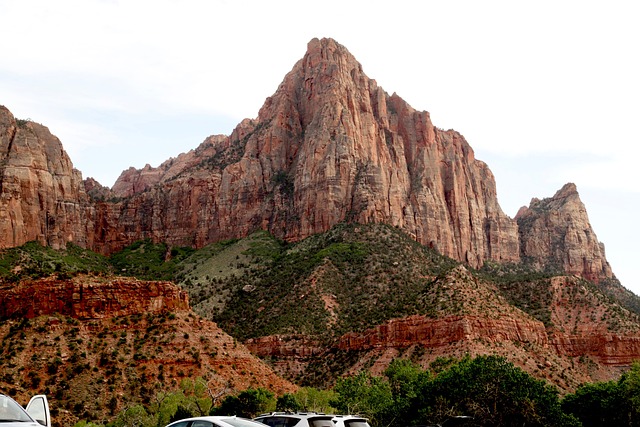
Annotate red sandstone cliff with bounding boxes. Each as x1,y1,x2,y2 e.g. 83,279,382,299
0,275,189,319
516,183,613,282
0,107,95,250
0,275,295,425
247,267,640,390
99,38,519,267
0,38,615,284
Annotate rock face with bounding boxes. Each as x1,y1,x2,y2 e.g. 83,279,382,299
0,276,189,319
96,38,520,267
0,38,613,282
516,183,613,282
0,107,95,250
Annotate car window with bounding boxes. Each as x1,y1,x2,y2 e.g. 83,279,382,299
169,422,190,427
192,421,214,427
308,417,334,427
0,395,33,422
26,395,50,426
344,421,369,427
256,416,301,427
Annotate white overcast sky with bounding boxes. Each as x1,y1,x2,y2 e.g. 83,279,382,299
1,0,638,294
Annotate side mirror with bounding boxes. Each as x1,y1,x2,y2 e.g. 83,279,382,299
26,395,51,427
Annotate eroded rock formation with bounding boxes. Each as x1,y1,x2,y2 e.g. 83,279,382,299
97,38,520,267
0,275,189,319
0,107,95,250
516,183,613,282
0,38,614,283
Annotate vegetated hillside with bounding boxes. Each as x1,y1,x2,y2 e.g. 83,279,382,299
176,223,458,340
2,224,639,401
170,223,640,390
0,243,295,426
0,307,293,426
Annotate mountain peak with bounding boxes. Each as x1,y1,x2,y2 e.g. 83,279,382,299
554,182,579,199
517,183,612,282
0,38,612,284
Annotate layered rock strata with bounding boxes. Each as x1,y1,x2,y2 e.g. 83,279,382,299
0,276,189,319
98,38,520,267
0,107,95,250
0,38,613,283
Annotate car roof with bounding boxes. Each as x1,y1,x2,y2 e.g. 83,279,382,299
332,415,368,420
167,415,266,426
256,412,333,419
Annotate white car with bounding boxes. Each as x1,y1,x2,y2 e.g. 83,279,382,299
254,412,335,427
331,415,370,427
0,394,50,427
166,416,269,427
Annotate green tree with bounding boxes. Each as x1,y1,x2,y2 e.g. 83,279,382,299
276,393,301,412
619,360,640,424
211,388,276,418
73,422,103,427
292,387,337,413
563,360,640,426
562,381,627,427
170,406,196,423
331,371,393,427
413,355,578,427
110,404,155,427
383,359,431,426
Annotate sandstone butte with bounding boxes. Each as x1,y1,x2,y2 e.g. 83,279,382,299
0,38,614,284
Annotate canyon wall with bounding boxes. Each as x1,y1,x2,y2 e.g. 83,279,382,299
0,38,612,282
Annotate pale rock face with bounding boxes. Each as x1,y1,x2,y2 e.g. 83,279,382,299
516,183,613,282
0,106,95,250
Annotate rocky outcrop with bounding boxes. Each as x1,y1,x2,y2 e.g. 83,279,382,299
84,177,113,201
244,268,640,389
0,275,189,319
337,314,549,350
95,38,520,267
334,312,640,367
0,107,95,250
0,38,614,282
516,183,612,282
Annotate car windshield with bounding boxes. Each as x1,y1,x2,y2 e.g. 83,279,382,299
0,395,33,422
344,421,369,427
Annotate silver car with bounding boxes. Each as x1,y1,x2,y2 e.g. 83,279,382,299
166,416,269,427
0,394,51,427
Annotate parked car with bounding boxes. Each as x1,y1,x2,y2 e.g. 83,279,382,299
165,415,269,427
0,393,50,427
254,412,335,427
331,415,370,427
